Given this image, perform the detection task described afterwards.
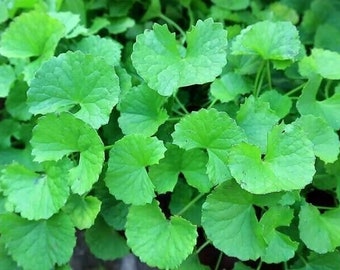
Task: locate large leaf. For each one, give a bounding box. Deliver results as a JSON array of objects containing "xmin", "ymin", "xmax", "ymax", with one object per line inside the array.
[
  {"xmin": 131, "ymin": 18, "xmax": 227, "ymax": 96},
  {"xmin": 172, "ymin": 108, "xmax": 246, "ymax": 184},
  {"xmin": 228, "ymin": 124, "xmax": 315, "ymax": 194},
  {"xmin": 0, "ymin": 213, "xmax": 75, "ymax": 270},
  {"xmin": 126, "ymin": 201, "xmax": 197, "ymax": 269},
  {"xmin": 27, "ymin": 51, "xmax": 120, "ymax": 129},
  {"xmin": 30, "ymin": 113, "xmax": 104, "ymax": 194},
  {"xmin": 105, "ymin": 134, "xmax": 166, "ymax": 205}
]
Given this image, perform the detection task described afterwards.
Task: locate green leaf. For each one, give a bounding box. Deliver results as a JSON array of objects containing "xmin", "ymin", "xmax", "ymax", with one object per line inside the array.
[
  {"xmin": 212, "ymin": 0, "xmax": 250, "ymax": 10},
  {"xmin": 210, "ymin": 72, "xmax": 251, "ymax": 102},
  {"xmin": 30, "ymin": 113, "xmax": 104, "ymax": 194},
  {"xmin": 231, "ymin": 20, "xmax": 301, "ymax": 61},
  {"xmin": 236, "ymin": 95, "xmax": 279, "ymax": 152},
  {"xmin": 299, "ymin": 203, "xmax": 340, "ymax": 253},
  {"xmin": 0, "ymin": 212, "xmax": 75, "ymax": 270},
  {"xmin": 85, "ymin": 216, "xmax": 129, "ymax": 261},
  {"xmin": 176, "ymin": 254, "xmax": 209, "ymax": 270},
  {"xmin": 259, "ymin": 90, "xmax": 292, "ymax": 118},
  {"xmin": 63, "ymin": 195, "xmax": 101, "ymax": 230},
  {"xmin": 149, "ymin": 144, "xmax": 211, "ymax": 193},
  {"xmin": 260, "ymin": 206, "xmax": 298, "ymax": 263},
  {"xmin": 106, "ymin": 17, "xmax": 135, "ymax": 34},
  {"xmin": 172, "ymin": 108, "xmax": 246, "ymax": 184},
  {"xmin": 118, "ymin": 84, "xmax": 168, "ymax": 136},
  {"xmin": 0, "ymin": 10, "xmax": 65, "ymax": 58},
  {"xmin": 131, "ymin": 18, "xmax": 227, "ymax": 96},
  {"xmin": 126, "ymin": 201, "xmax": 197, "ymax": 269},
  {"xmin": 48, "ymin": 11, "xmax": 86, "ymax": 38},
  {"xmin": 0, "ymin": 65, "xmax": 15, "ymax": 98},
  {"xmin": 0, "ymin": 240, "xmax": 21, "ymax": 270},
  {"xmin": 291, "ymin": 252, "xmax": 340, "ymax": 270},
  {"xmin": 0, "ymin": 162, "xmax": 70, "ymax": 220},
  {"xmin": 202, "ymin": 181, "xmax": 266, "ymax": 260},
  {"xmin": 297, "ymin": 75, "xmax": 340, "ymax": 130},
  {"xmin": 105, "ymin": 134, "xmax": 166, "ymax": 205},
  {"xmin": 27, "ymin": 51, "xmax": 120, "ymax": 129},
  {"xmin": 292, "ymin": 115, "xmax": 340, "ymax": 163},
  {"xmin": 228, "ymin": 124, "xmax": 315, "ymax": 194},
  {"xmin": 75, "ymin": 35, "xmax": 122, "ymax": 66}
]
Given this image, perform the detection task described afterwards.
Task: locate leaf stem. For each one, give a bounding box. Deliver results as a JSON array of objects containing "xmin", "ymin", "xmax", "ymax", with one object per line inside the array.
[
  {"xmin": 175, "ymin": 192, "xmax": 205, "ymax": 216},
  {"xmin": 266, "ymin": 61, "xmax": 272, "ymax": 90},
  {"xmin": 158, "ymin": 13, "xmax": 186, "ymax": 38},
  {"xmin": 167, "ymin": 117, "xmax": 182, "ymax": 122},
  {"xmin": 214, "ymin": 251, "xmax": 223, "ymax": 270},
  {"xmin": 254, "ymin": 61, "xmax": 266, "ymax": 98},
  {"xmin": 207, "ymin": 98, "xmax": 218, "ymax": 109},
  {"xmin": 324, "ymin": 80, "xmax": 332, "ymax": 99},
  {"xmin": 174, "ymin": 95, "xmax": 189, "ymax": 114},
  {"xmin": 104, "ymin": 144, "xmax": 115, "ymax": 150},
  {"xmin": 298, "ymin": 254, "xmax": 308, "ymax": 265},
  {"xmin": 285, "ymin": 83, "xmax": 306, "ymax": 96},
  {"xmin": 196, "ymin": 239, "xmax": 212, "ymax": 254},
  {"xmin": 256, "ymin": 260, "xmax": 263, "ymax": 270}
]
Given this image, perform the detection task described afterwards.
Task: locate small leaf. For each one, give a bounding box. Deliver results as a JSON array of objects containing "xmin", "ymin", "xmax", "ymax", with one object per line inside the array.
[
  {"xmin": 231, "ymin": 20, "xmax": 301, "ymax": 61},
  {"xmin": 118, "ymin": 84, "xmax": 168, "ymax": 136},
  {"xmin": 105, "ymin": 134, "xmax": 166, "ymax": 205},
  {"xmin": 259, "ymin": 90, "xmax": 292, "ymax": 118},
  {"xmin": 63, "ymin": 195, "xmax": 101, "ymax": 230},
  {"xmin": 0, "ymin": 212, "xmax": 75, "ymax": 270},
  {"xmin": 126, "ymin": 201, "xmax": 197, "ymax": 269},
  {"xmin": 0, "ymin": 65, "xmax": 15, "ymax": 98},
  {"xmin": 28, "ymin": 51, "xmax": 120, "ymax": 129},
  {"xmin": 85, "ymin": 217, "xmax": 129, "ymax": 261},
  {"xmin": 131, "ymin": 18, "xmax": 227, "ymax": 96},
  {"xmin": 31, "ymin": 113, "xmax": 104, "ymax": 194},
  {"xmin": 228, "ymin": 124, "xmax": 315, "ymax": 194},
  {"xmin": 172, "ymin": 108, "xmax": 246, "ymax": 184},
  {"xmin": 176, "ymin": 254, "xmax": 209, "ymax": 270},
  {"xmin": 202, "ymin": 181, "xmax": 266, "ymax": 260},
  {"xmin": 291, "ymin": 252, "xmax": 340, "ymax": 270}
]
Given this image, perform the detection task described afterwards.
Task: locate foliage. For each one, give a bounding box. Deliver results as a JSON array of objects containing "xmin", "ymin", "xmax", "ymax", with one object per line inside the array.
[{"xmin": 0, "ymin": 0, "xmax": 340, "ymax": 269}]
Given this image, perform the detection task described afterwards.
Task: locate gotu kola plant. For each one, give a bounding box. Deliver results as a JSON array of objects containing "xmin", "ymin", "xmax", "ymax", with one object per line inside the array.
[{"xmin": 0, "ymin": 1, "xmax": 340, "ymax": 270}]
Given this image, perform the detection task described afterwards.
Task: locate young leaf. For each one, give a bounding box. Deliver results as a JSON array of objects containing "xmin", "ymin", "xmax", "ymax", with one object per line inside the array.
[
  {"xmin": 27, "ymin": 51, "xmax": 120, "ymax": 129},
  {"xmin": 236, "ymin": 95, "xmax": 279, "ymax": 152},
  {"xmin": 292, "ymin": 115, "xmax": 340, "ymax": 163},
  {"xmin": 299, "ymin": 203, "xmax": 340, "ymax": 253},
  {"xmin": 118, "ymin": 84, "xmax": 168, "ymax": 136},
  {"xmin": 228, "ymin": 124, "xmax": 315, "ymax": 194},
  {"xmin": 231, "ymin": 20, "xmax": 301, "ymax": 61},
  {"xmin": 172, "ymin": 108, "xmax": 247, "ymax": 184},
  {"xmin": 131, "ymin": 18, "xmax": 227, "ymax": 96},
  {"xmin": 0, "ymin": 10, "xmax": 65, "ymax": 58},
  {"xmin": 126, "ymin": 201, "xmax": 197, "ymax": 269},
  {"xmin": 0, "ymin": 212, "xmax": 75, "ymax": 270},
  {"xmin": 0, "ymin": 65, "xmax": 15, "ymax": 98},
  {"xmin": 259, "ymin": 90, "xmax": 292, "ymax": 118},
  {"xmin": 63, "ymin": 194, "xmax": 101, "ymax": 230},
  {"xmin": 85, "ymin": 217, "xmax": 129, "ymax": 261},
  {"xmin": 201, "ymin": 181, "xmax": 266, "ymax": 260},
  {"xmin": 0, "ymin": 162, "xmax": 70, "ymax": 220},
  {"xmin": 30, "ymin": 113, "xmax": 104, "ymax": 194},
  {"xmin": 105, "ymin": 134, "xmax": 166, "ymax": 205},
  {"xmin": 149, "ymin": 144, "xmax": 211, "ymax": 193}
]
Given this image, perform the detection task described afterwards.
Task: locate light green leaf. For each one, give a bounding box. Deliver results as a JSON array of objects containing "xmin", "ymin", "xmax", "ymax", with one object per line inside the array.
[
  {"xmin": 299, "ymin": 203, "xmax": 340, "ymax": 253},
  {"xmin": 212, "ymin": 0, "xmax": 249, "ymax": 10},
  {"xmin": 0, "ymin": 10, "xmax": 65, "ymax": 58},
  {"xmin": 75, "ymin": 35, "xmax": 122, "ymax": 66},
  {"xmin": 0, "ymin": 162, "xmax": 70, "ymax": 220},
  {"xmin": 149, "ymin": 144, "xmax": 211, "ymax": 193},
  {"xmin": 105, "ymin": 134, "xmax": 166, "ymax": 205},
  {"xmin": 176, "ymin": 254, "xmax": 209, "ymax": 270},
  {"xmin": 106, "ymin": 17, "xmax": 135, "ymax": 34},
  {"xmin": 297, "ymin": 75, "xmax": 340, "ymax": 130},
  {"xmin": 202, "ymin": 181, "xmax": 266, "ymax": 260},
  {"xmin": 118, "ymin": 84, "xmax": 168, "ymax": 136},
  {"xmin": 0, "ymin": 212, "xmax": 75, "ymax": 270},
  {"xmin": 0, "ymin": 65, "xmax": 15, "ymax": 97},
  {"xmin": 236, "ymin": 95, "xmax": 279, "ymax": 152},
  {"xmin": 28, "ymin": 51, "xmax": 120, "ymax": 129},
  {"xmin": 210, "ymin": 72, "xmax": 251, "ymax": 102},
  {"xmin": 85, "ymin": 217, "xmax": 129, "ymax": 260},
  {"xmin": 48, "ymin": 11, "xmax": 86, "ymax": 38},
  {"xmin": 126, "ymin": 201, "xmax": 197, "ymax": 269},
  {"xmin": 292, "ymin": 115, "xmax": 340, "ymax": 163},
  {"xmin": 259, "ymin": 90, "xmax": 292, "ymax": 118},
  {"xmin": 172, "ymin": 108, "xmax": 246, "ymax": 184},
  {"xmin": 30, "ymin": 113, "xmax": 104, "ymax": 194},
  {"xmin": 260, "ymin": 206, "xmax": 298, "ymax": 263},
  {"xmin": 63, "ymin": 195, "xmax": 101, "ymax": 230},
  {"xmin": 228, "ymin": 124, "xmax": 315, "ymax": 194},
  {"xmin": 231, "ymin": 20, "xmax": 301, "ymax": 61},
  {"xmin": 131, "ymin": 18, "xmax": 227, "ymax": 96},
  {"xmin": 292, "ymin": 252, "xmax": 340, "ymax": 270},
  {"xmin": 0, "ymin": 240, "xmax": 21, "ymax": 270}
]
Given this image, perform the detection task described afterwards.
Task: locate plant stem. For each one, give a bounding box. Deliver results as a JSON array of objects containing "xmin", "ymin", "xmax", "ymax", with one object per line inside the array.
[
  {"xmin": 167, "ymin": 117, "xmax": 182, "ymax": 122},
  {"xmin": 207, "ymin": 98, "xmax": 218, "ymax": 109},
  {"xmin": 256, "ymin": 260, "xmax": 263, "ymax": 270},
  {"xmin": 266, "ymin": 61, "xmax": 272, "ymax": 90},
  {"xmin": 195, "ymin": 240, "xmax": 212, "ymax": 254},
  {"xmin": 298, "ymin": 254, "xmax": 308, "ymax": 265},
  {"xmin": 254, "ymin": 61, "xmax": 266, "ymax": 98},
  {"xmin": 285, "ymin": 83, "xmax": 306, "ymax": 96},
  {"xmin": 214, "ymin": 252, "xmax": 223, "ymax": 270},
  {"xmin": 158, "ymin": 13, "xmax": 186, "ymax": 38},
  {"xmin": 175, "ymin": 192, "xmax": 205, "ymax": 216},
  {"xmin": 324, "ymin": 80, "xmax": 332, "ymax": 99},
  {"xmin": 104, "ymin": 144, "xmax": 115, "ymax": 150},
  {"xmin": 174, "ymin": 95, "xmax": 189, "ymax": 114}
]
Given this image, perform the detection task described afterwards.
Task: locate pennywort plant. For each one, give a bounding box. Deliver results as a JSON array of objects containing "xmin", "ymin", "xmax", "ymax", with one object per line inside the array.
[{"xmin": 0, "ymin": 1, "xmax": 340, "ymax": 269}]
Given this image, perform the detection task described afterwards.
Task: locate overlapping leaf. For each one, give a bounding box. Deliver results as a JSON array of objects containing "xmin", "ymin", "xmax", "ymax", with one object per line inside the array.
[
  {"xmin": 0, "ymin": 65, "xmax": 15, "ymax": 97},
  {"xmin": 131, "ymin": 18, "xmax": 227, "ymax": 96},
  {"xmin": 30, "ymin": 113, "xmax": 104, "ymax": 194}
]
